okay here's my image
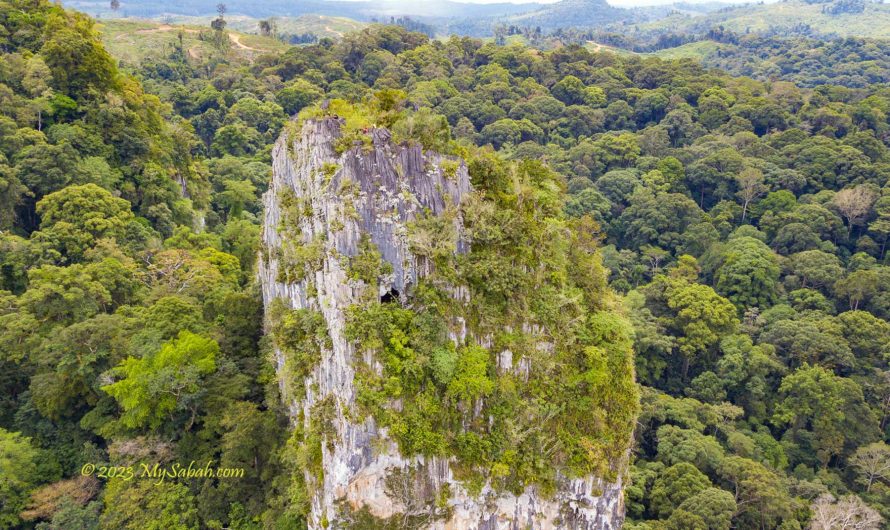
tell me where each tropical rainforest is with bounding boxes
[1,0,890,528]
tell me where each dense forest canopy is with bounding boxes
[1,0,890,528]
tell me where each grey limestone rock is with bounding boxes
[258,117,626,529]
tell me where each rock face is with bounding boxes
[259,117,627,529]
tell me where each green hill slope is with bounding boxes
[636,0,890,39]
[98,19,288,65]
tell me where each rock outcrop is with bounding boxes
[259,117,627,529]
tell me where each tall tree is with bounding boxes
[735,166,767,222]
[834,186,879,237]
[849,442,890,493]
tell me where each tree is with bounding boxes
[215,179,256,220]
[649,462,712,518]
[787,250,844,290]
[30,313,131,420]
[446,345,493,404]
[480,119,523,149]
[20,476,100,524]
[849,442,890,493]
[656,425,725,473]
[0,156,27,230]
[551,75,605,107]
[35,499,101,530]
[718,456,794,529]
[686,148,745,208]
[100,479,199,530]
[716,334,784,423]
[617,189,703,253]
[258,18,276,37]
[773,365,879,467]
[868,196,890,258]
[675,487,737,530]
[835,270,879,310]
[14,142,79,201]
[759,315,854,370]
[833,186,879,237]
[714,236,780,309]
[33,184,138,262]
[40,24,117,97]
[809,493,882,530]
[212,124,263,156]
[216,402,282,513]
[110,0,120,11]
[228,98,286,135]
[277,80,324,116]
[835,310,890,366]
[665,509,707,530]
[102,331,219,431]
[23,56,53,131]
[687,371,727,404]
[0,429,42,529]
[736,167,767,222]
[19,259,140,326]
[564,187,611,223]
[662,278,739,379]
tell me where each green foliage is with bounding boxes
[675,488,736,530]
[347,235,392,285]
[0,3,287,528]
[4,3,890,527]
[277,79,325,116]
[278,235,326,284]
[649,462,711,518]
[102,331,219,430]
[343,153,638,493]
[100,479,200,530]
[773,364,879,467]
[33,183,140,262]
[640,274,739,379]
[713,236,781,309]
[268,299,329,401]
[0,429,43,528]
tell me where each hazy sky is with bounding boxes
[448,0,759,5]
[607,0,754,5]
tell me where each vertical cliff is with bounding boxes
[259,115,635,529]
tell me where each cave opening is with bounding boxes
[380,288,399,303]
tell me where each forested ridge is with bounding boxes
[1,0,890,528]
[594,31,890,88]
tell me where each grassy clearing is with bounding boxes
[97,18,288,65]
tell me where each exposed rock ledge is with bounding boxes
[258,117,626,529]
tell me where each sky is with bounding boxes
[399,0,761,6]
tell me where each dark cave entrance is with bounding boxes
[380,288,399,303]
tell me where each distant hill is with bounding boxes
[97,19,288,65]
[65,0,545,22]
[160,14,368,40]
[632,0,890,39]
[505,0,633,30]
[649,34,890,87]
[67,0,890,40]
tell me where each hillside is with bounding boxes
[98,19,288,65]
[156,14,368,39]
[506,0,634,30]
[634,0,890,39]
[64,0,547,26]
[646,35,890,87]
